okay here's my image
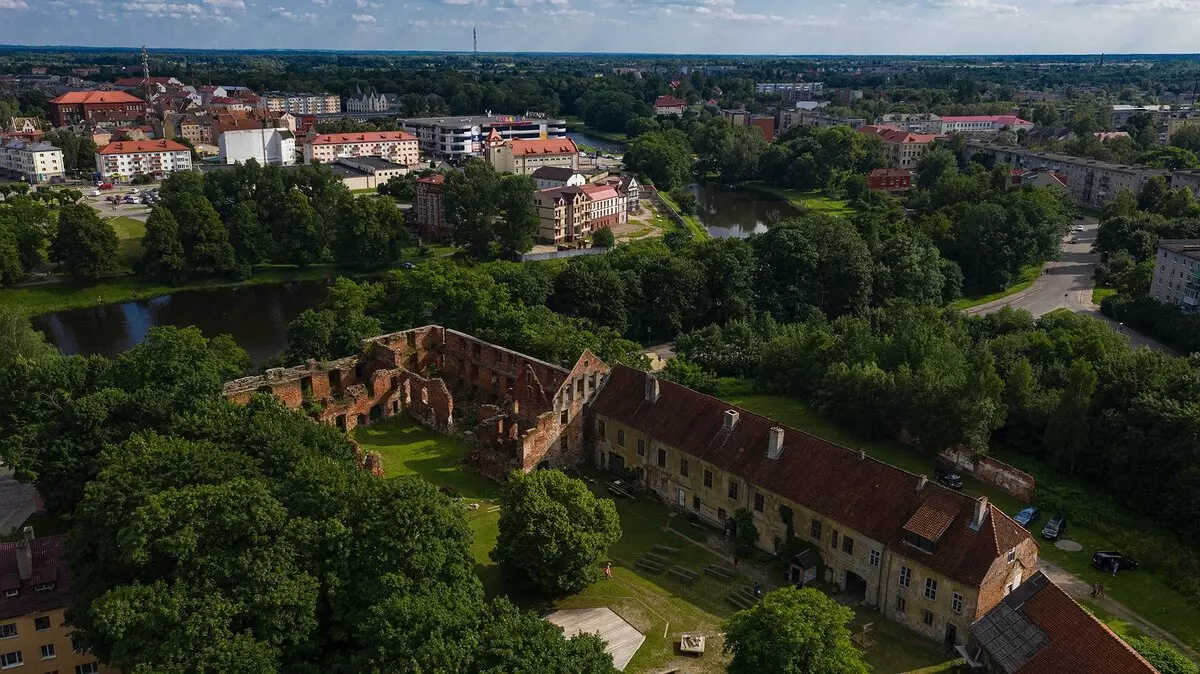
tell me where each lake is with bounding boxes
[691,184,802,238]
[566,132,625,154]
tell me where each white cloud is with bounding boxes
[441,0,486,5]
[271,5,318,20]
[932,0,1020,13]
[204,0,245,7]
[352,11,375,20]
[355,0,381,7]
[0,0,28,9]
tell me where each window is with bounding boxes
[657,449,667,468]
[33,617,49,632]
[810,519,822,540]
[842,536,854,555]
[1006,548,1016,563]
[753,492,764,512]
[76,664,100,674]
[952,592,964,615]
[0,651,20,668]
[692,495,700,510]
[831,530,839,549]
[0,625,13,639]
[923,609,934,626]
[637,438,645,457]
[728,480,739,500]
[680,459,689,477]
[895,595,906,613]
[703,470,712,488]
[40,644,54,660]
[899,566,911,588]
[616,429,625,446]
[924,578,938,601]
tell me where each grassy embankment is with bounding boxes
[950,263,1043,310]
[657,191,710,240]
[739,181,856,217]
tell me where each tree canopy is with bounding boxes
[723,586,869,674]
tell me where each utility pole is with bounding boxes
[473,27,477,59]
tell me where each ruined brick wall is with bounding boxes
[939,448,1036,502]
[440,329,568,410]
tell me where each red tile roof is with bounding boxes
[509,138,578,156]
[578,184,620,201]
[416,174,445,185]
[309,131,416,146]
[50,90,144,105]
[98,139,190,155]
[655,95,687,108]
[591,365,1033,588]
[0,535,71,622]
[869,168,913,179]
[860,125,937,144]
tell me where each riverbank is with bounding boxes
[739,181,856,217]
[562,116,629,147]
[656,191,710,240]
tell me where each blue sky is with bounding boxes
[3,0,1200,54]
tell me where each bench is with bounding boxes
[652,544,681,556]
[668,566,699,583]
[704,564,735,581]
[635,558,664,573]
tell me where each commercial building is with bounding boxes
[95,139,192,181]
[859,125,938,169]
[398,115,568,160]
[487,134,579,175]
[0,529,114,674]
[531,166,586,190]
[345,85,398,114]
[412,174,448,240]
[939,115,1034,134]
[257,92,340,115]
[218,127,296,165]
[867,168,912,194]
[963,571,1156,673]
[1149,239,1200,313]
[963,141,1169,209]
[303,131,420,166]
[0,139,64,183]
[48,90,145,127]
[653,96,688,117]
[535,186,592,244]
[591,365,1037,648]
[876,113,943,134]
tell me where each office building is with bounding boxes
[399,115,568,160]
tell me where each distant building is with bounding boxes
[195,85,228,105]
[48,90,145,127]
[876,113,942,134]
[1093,131,1131,142]
[1171,169,1200,198]
[486,133,578,175]
[412,174,447,240]
[1010,167,1068,192]
[1110,104,1170,129]
[7,117,38,134]
[345,85,398,113]
[334,156,408,183]
[399,114,567,160]
[1149,239,1200,313]
[859,125,938,169]
[112,76,183,95]
[95,139,192,181]
[303,131,419,166]
[785,110,867,130]
[939,115,1034,134]
[722,109,775,141]
[755,82,823,95]
[531,166,586,190]
[257,92,340,115]
[867,168,912,194]
[1165,116,1200,143]
[218,127,296,165]
[653,96,688,117]
[0,139,64,183]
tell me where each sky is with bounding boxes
[3,0,1200,55]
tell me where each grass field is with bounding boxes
[108,216,146,268]
[740,181,856,217]
[1093,284,1117,304]
[657,192,710,239]
[950,263,1042,310]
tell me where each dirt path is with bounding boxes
[1039,560,1199,660]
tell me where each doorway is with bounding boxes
[944,623,958,647]
[607,451,625,474]
[842,570,868,602]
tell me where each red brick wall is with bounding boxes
[939,448,1035,502]
[976,537,1039,619]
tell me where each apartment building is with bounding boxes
[535,186,591,243]
[218,127,296,165]
[487,136,579,175]
[653,96,688,117]
[859,125,938,169]
[964,141,1169,209]
[95,139,192,181]
[578,184,627,231]
[399,115,568,160]
[1172,169,1200,198]
[257,92,340,115]
[598,174,640,213]
[531,166,586,190]
[1149,239,1200,313]
[876,113,943,134]
[412,174,447,240]
[303,131,419,166]
[591,366,1037,648]
[48,90,145,127]
[755,82,823,95]
[0,529,113,674]
[940,115,1034,134]
[0,139,64,183]
[722,109,776,141]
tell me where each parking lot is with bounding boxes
[83,184,158,221]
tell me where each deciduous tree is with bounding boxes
[723,586,869,674]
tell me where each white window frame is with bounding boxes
[952,591,964,615]
[0,624,14,639]
[0,650,21,669]
[40,643,54,660]
[924,577,938,601]
[898,566,911,588]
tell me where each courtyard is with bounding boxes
[354,417,962,673]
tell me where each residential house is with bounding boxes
[867,168,912,194]
[1093,131,1131,142]
[95,139,192,181]
[0,139,64,183]
[487,134,579,175]
[531,166,586,190]
[399,114,568,160]
[654,96,688,117]
[196,85,228,105]
[7,117,38,134]
[48,90,145,127]
[590,366,1037,648]
[578,183,627,231]
[859,125,938,169]
[535,186,591,244]
[304,131,420,166]
[412,174,448,240]
[218,127,296,165]
[1150,239,1200,313]
[207,97,253,112]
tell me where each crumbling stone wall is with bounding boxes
[939,448,1036,502]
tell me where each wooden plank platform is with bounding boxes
[545,607,646,671]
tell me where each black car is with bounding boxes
[934,467,963,491]
[1041,514,1067,541]
[1092,550,1138,573]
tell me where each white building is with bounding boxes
[345,85,398,114]
[1150,239,1200,313]
[939,115,1035,134]
[257,92,340,115]
[399,115,569,160]
[755,82,823,95]
[303,131,420,166]
[95,139,192,181]
[218,128,296,166]
[0,139,64,183]
[531,166,586,190]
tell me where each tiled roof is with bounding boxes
[578,184,620,201]
[971,571,1158,674]
[591,365,1033,588]
[531,166,580,181]
[509,138,578,156]
[869,168,912,178]
[416,174,445,185]
[50,90,144,105]
[98,139,190,155]
[0,535,71,622]
[655,95,687,108]
[860,125,937,144]
[903,498,958,541]
[309,131,417,146]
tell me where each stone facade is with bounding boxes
[223,326,609,481]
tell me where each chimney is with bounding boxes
[972,496,989,530]
[917,475,928,491]
[16,526,33,581]
[767,427,785,460]
[645,374,660,403]
[723,410,739,431]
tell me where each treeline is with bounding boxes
[0,318,617,673]
[0,197,127,284]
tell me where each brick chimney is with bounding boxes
[767,427,784,460]
[917,475,928,491]
[723,410,739,431]
[971,496,989,530]
[645,374,660,403]
[16,526,33,581]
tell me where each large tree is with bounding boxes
[138,206,187,283]
[332,194,410,269]
[444,159,501,259]
[49,203,119,280]
[723,586,869,674]
[753,216,872,320]
[494,173,540,258]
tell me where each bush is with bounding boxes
[592,227,615,248]
[668,186,698,215]
[732,508,758,558]
[130,174,155,186]
[1126,635,1199,674]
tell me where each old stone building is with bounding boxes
[223,326,608,480]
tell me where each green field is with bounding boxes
[950,263,1042,310]
[657,192,710,239]
[740,181,856,217]
[109,216,146,268]
[1093,284,1117,304]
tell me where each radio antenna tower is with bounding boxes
[141,45,151,100]
[473,27,477,58]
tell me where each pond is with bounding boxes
[32,280,330,364]
[690,184,802,238]
[566,132,625,155]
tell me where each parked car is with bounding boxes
[1013,506,1041,527]
[1092,550,1137,573]
[1041,514,1067,541]
[401,262,416,270]
[87,189,101,197]
[98,183,113,190]
[933,467,963,491]
[1069,236,1079,244]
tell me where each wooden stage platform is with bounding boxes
[544,607,646,671]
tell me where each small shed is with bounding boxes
[789,549,820,586]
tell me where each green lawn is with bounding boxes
[950,263,1042,310]
[657,192,710,239]
[1093,284,1117,304]
[354,419,500,499]
[740,181,856,217]
[108,216,146,268]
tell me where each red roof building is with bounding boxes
[96,139,193,180]
[868,168,913,193]
[304,131,419,166]
[578,183,627,231]
[860,125,940,168]
[48,90,145,127]
[488,137,579,176]
[412,174,448,241]
[654,95,688,117]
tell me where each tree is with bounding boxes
[138,207,187,283]
[494,173,539,258]
[723,586,869,674]
[0,306,55,366]
[623,130,693,190]
[915,148,958,189]
[444,159,500,259]
[227,200,267,267]
[592,227,615,248]
[1139,174,1169,212]
[49,203,119,280]
[753,216,872,320]
[170,193,236,276]
[276,190,327,266]
[1044,359,1097,474]
[1169,124,1200,154]
[332,195,409,269]
[491,469,621,594]
[660,355,720,395]
[731,508,759,557]
[0,197,50,272]
[1126,635,1199,674]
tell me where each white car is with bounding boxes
[88,190,101,196]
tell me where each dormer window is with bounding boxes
[1007,548,1016,563]
[903,531,937,554]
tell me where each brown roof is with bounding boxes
[578,184,620,202]
[655,95,687,108]
[50,90,144,105]
[98,139,189,155]
[903,497,958,542]
[860,125,937,144]
[509,138,578,156]
[309,131,416,146]
[416,174,445,185]
[591,365,1033,588]
[0,535,71,621]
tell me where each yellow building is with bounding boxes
[0,529,114,674]
[590,366,1037,648]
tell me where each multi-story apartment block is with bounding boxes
[964,142,1169,209]
[0,529,114,674]
[755,82,823,95]
[95,139,192,181]
[531,166,586,190]
[654,96,688,117]
[488,135,579,176]
[876,113,943,134]
[535,186,592,244]
[48,90,145,127]
[1171,169,1200,198]
[0,139,64,183]
[578,184,627,231]
[1149,239,1200,313]
[303,131,419,166]
[412,174,448,240]
[860,125,938,169]
[399,115,568,160]
[345,85,398,114]
[591,366,1036,648]
[219,127,296,165]
[178,115,203,144]
[939,115,1034,134]
[257,92,340,115]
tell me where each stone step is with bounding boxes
[645,552,669,565]
[668,565,699,582]
[652,544,681,556]
[635,558,664,573]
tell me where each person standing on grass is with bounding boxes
[604,562,613,580]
